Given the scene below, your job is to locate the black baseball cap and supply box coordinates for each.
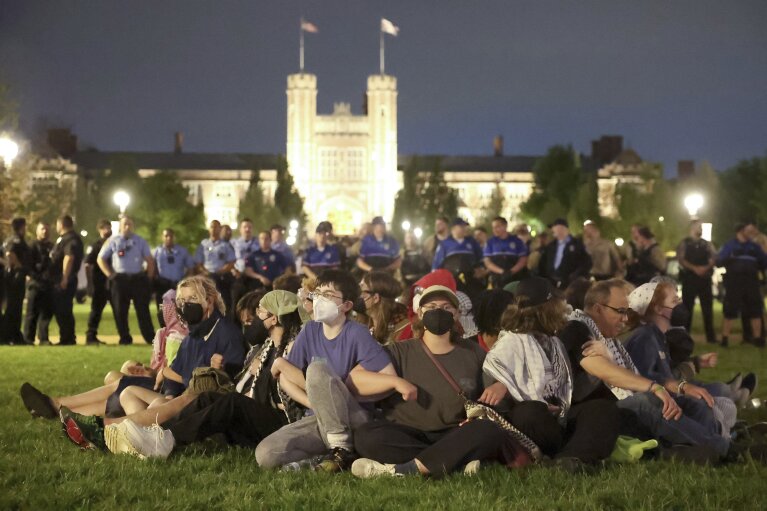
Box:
[371,216,386,226]
[316,221,333,233]
[451,217,468,227]
[550,218,569,229]
[516,277,555,308]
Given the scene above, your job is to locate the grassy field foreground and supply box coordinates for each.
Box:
[2,337,767,509]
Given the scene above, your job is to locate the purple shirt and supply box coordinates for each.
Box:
[287,320,391,381]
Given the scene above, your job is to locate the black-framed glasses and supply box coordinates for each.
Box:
[600,303,630,316]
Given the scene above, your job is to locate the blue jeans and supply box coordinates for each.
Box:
[616,391,729,456]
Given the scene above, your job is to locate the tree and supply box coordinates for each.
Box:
[475,183,505,231]
[521,145,583,225]
[273,156,306,226]
[238,168,283,233]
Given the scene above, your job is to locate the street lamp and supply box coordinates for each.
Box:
[413,227,423,239]
[401,220,411,231]
[684,193,704,218]
[113,190,131,215]
[0,136,19,168]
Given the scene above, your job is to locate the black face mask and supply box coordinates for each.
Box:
[422,309,454,336]
[669,303,691,328]
[243,319,270,347]
[179,302,205,326]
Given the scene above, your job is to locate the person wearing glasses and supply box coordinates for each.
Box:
[560,279,738,462]
[256,269,394,472]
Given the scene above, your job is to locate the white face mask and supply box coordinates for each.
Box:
[313,296,341,324]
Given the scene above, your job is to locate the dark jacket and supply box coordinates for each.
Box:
[538,236,592,289]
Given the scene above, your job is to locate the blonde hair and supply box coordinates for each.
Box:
[177,275,226,315]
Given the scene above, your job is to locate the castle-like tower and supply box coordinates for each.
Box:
[286,72,400,234]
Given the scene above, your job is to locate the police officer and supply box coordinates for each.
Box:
[677,219,717,344]
[302,222,341,279]
[243,230,287,289]
[97,216,156,345]
[230,218,260,315]
[24,221,54,345]
[270,223,296,270]
[194,219,236,313]
[356,216,401,274]
[49,215,84,345]
[84,219,113,344]
[483,216,529,288]
[1,218,30,345]
[432,218,485,299]
[716,222,767,347]
[152,227,193,326]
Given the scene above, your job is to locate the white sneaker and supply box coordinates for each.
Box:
[464,460,481,475]
[351,458,401,478]
[105,419,175,460]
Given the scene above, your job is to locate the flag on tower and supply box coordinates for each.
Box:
[301,19,318,33]
[381,18,399,36]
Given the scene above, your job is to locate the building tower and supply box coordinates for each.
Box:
[366,74,399,222]
[286,72,317,199]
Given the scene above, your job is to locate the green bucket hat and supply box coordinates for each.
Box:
[260,290,310,323]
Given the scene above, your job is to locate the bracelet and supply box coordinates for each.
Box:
[651,384,665,395]
[677,380,687,395]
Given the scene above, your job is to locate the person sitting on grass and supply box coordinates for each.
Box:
[482,277,621,471]
[358,270,409,345]
[350,284,517,479]
[473,288,516,351]
[255,269,395,472]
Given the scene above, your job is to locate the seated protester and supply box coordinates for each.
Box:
[474,289,516,351]
[560,279,738,462]
[356,216,402,274]
[359,271,409,345]
[625,283,738,435]
[243,231,287,290]
[456,290,479,341]
[237,289,270,347]
[272,274,303,294]
[149,289,188,373]
[351,285,514,479]
[92,290,308,459]
[256,269,394,471]
[302,222,341,279]
[482,277,620,468]
[432,218,485,300]
[398,269,457,341]
[483,216,530,288]
[297,276,317,319]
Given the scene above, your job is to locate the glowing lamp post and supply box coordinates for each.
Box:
[401,220,411,231]
[684,193,704,219]
[113,190,131,216]
[0,136,19,169]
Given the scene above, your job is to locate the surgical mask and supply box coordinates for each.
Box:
[243,319,270,346]
[669,303,691,328]
[313,296,341,324]
[422,309,454,336]
[179,302,205,326]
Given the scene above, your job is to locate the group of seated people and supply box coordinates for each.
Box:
[19,267,767,478]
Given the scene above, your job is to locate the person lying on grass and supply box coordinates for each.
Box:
[351,285,514,479]
[483,277,621,472]
[59,290,307,458]
[255,269,395,472]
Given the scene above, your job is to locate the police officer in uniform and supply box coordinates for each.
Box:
[483,216,529,288]
[270,223,296,271]
[152,227,193,326]
[24,221,54,345]
[432,217,485,299]
[2,218,30,345]
[244,230,287,289]
[85,219,113,344]
[98,216,155,345]
[194,219,236,312]
[49,215,84,345]
[716,222,767,347]
[302,222,341,279]
[230,218,260,316]
[356,216,401,275]
[677,219,717,344]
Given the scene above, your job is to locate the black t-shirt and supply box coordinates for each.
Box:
[558,320,616,404]
[3,235,31,273]
[85,237,108,284]
[50,231,84,281]
[28,239,54,283]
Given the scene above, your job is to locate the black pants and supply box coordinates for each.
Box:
[2,270,27,344]
[110,273,155,344]
[162,392,287,448]
[24,283,53,343]
[353,419,509,478]
[506,400,619,463]
[153,277,177,327]
[681,277,716,343]
[52,279,78,344]
[86,282,112,340]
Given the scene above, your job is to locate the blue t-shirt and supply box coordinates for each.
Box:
[432,236,483,270]
[245,249,287,282]
[359,235,401,265]
[153,245,194,282]
[99,234,152,274]
[195,238,236,273]
[287,320,391,382]
[303,244,341,269]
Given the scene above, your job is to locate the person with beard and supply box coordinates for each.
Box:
[23,221,54,345]
[90,290,308,459]
[350,285,514,479]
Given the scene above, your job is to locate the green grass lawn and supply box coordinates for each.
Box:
[3,306,767,509]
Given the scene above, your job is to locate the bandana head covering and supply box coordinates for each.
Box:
[628,282,659,316]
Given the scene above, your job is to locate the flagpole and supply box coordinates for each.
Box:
[380,29,385,75]
[300,19,305,72]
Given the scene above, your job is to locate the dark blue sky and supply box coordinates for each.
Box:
[2,1,766,174]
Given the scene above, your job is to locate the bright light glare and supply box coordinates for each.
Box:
[658,216,665,222]
[401,220,411,231]
[684,193,704,217]
[286,236,296,246]
[615,237,625,247]
[113,190,131,212]
[0,137,19,166]
[289,219,299,229]
[413,227,423,239]
[80,230,88,237]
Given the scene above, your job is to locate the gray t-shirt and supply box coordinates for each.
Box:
[381,338,487,432]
